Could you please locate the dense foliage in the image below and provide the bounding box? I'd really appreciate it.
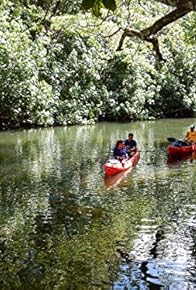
[0,1,195,128]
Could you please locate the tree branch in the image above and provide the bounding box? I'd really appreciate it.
[155,0,196,10]
[141,6,191,37]
[117,6,192,60]
[105,27,123,38]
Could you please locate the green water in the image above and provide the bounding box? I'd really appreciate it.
[0,119,195,289]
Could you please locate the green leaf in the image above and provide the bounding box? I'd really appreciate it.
[103,0,116,11]
[92,0,104,17]
[81,0,96,10]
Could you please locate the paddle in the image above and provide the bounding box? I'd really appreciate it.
[167,137,177,142]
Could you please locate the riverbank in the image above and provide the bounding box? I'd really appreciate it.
[1,114,195,131]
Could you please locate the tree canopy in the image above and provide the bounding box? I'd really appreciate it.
[0,0,195,129]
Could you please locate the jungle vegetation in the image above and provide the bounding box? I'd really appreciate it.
[0,0,195,128]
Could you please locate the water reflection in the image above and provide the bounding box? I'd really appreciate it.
[167,152,196,168]
[0,119,196,289]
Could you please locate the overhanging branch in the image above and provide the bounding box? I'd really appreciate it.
[117,6,192,61]
[155,0,196,10]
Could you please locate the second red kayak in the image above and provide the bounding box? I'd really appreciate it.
[167,144,196,156]
[103,151,140,176]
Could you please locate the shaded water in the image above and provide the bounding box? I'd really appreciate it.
[0,119,195,289]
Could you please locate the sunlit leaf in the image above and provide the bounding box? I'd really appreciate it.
[92,0,104,17]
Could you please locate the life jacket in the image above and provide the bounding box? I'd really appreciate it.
[187,131,196,142]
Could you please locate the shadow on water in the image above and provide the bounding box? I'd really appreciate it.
[139,228,165,289]
[113,227,165,289]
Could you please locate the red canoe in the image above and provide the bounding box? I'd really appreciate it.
[103,151,140,176]
[167,144,196,156]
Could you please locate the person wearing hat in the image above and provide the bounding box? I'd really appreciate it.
[185,125,196,144]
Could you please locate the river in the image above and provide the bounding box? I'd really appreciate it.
[0,119,195,289]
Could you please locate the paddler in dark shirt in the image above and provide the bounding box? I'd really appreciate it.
[124,133,137,157]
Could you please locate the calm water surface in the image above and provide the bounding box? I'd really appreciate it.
[0,119,196,289]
